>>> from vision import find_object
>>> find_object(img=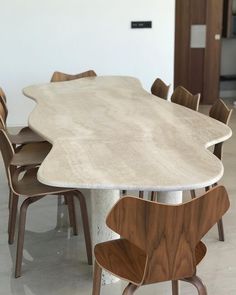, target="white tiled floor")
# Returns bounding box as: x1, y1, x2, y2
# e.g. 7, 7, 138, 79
0, 100, 235, 295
